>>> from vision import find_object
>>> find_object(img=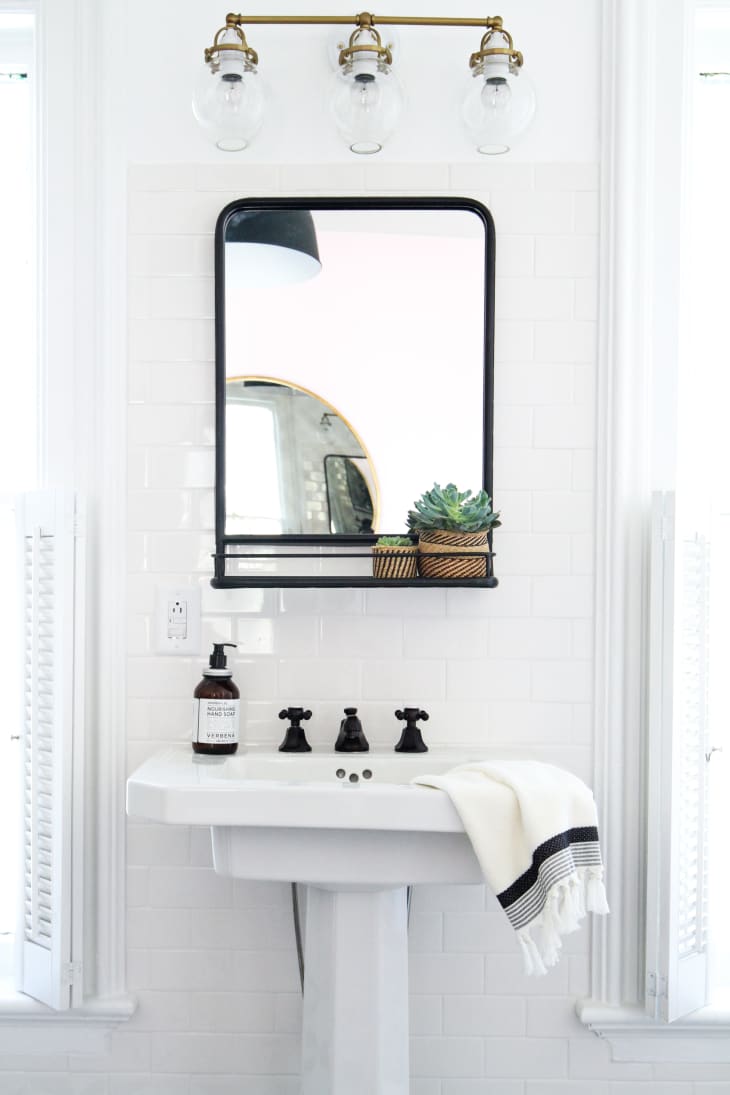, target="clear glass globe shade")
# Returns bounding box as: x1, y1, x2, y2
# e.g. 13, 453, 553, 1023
192, 63, 264, 152
461, 67, 536, 155
329, 65, 403, 155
